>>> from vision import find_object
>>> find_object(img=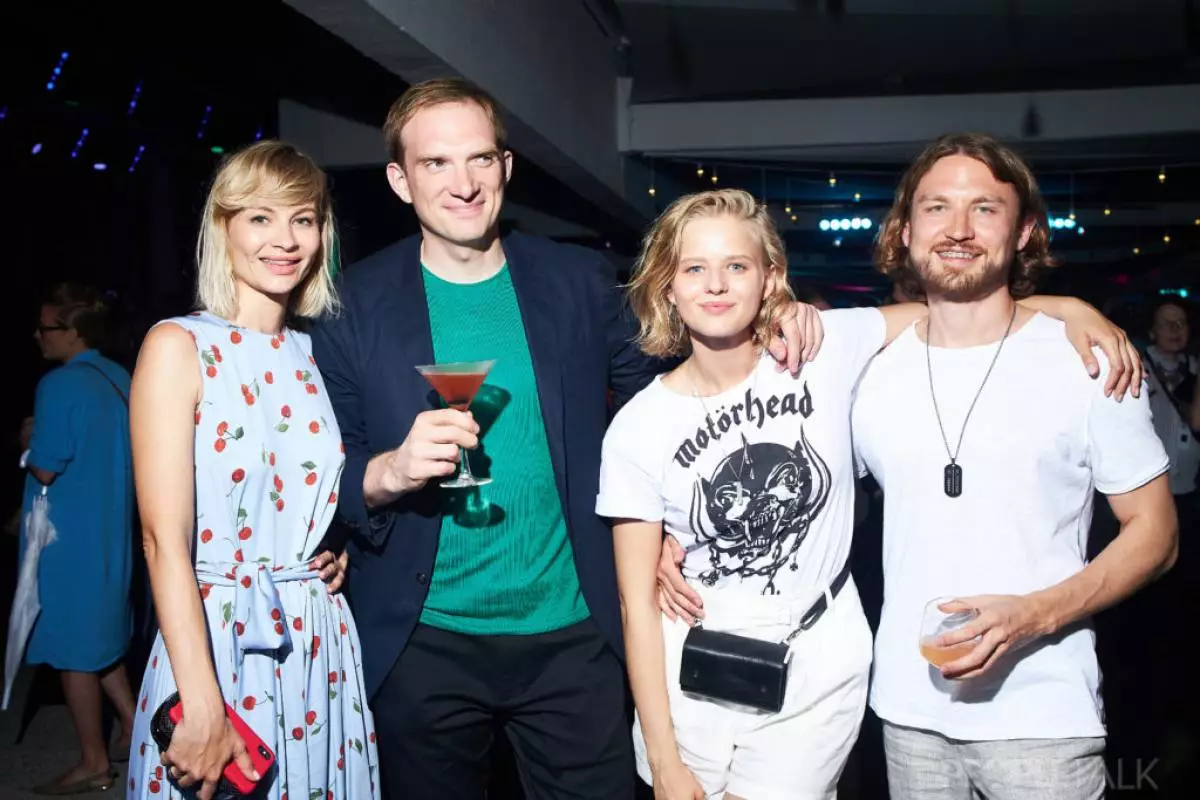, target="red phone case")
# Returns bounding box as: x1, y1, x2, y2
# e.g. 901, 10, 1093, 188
168, 700, 275, 794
